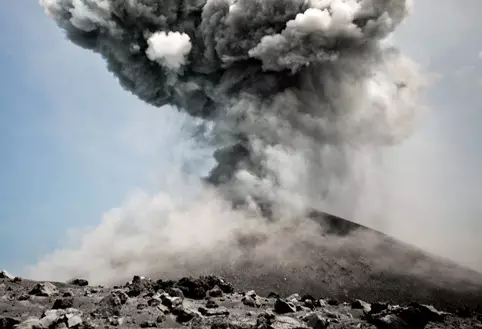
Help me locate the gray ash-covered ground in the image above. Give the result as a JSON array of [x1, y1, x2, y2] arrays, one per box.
[[1, 273, 482, 329]]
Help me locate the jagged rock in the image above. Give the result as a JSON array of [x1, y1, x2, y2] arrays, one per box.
[[209, 286, 224, 298], [156, 314, 166, 323], [286, 293, 301, 303], [304, 299, 315, 310], [140, 320, 157, 328], [29, 282, 59, 297], [156, 304, 169, 314], [147, 297, 161, 307], [166, 287, 184, 299], [242, 296, 261, 308], [268, 292, 280, 299], [137, 303, 147, 310], [0, 271, 14, 280], [52, 298, 74, 310], [256, 311, 277, 329], [126, 276, 154, 297], [176, 308, 201, 323], [327, 299, 339, 306], [211, 321, 252, 329], [274, 299, 296, 314], [352, 300, 372, 313], [97, 291, 128, 316], [107, 316, 123, 326], [18, 294, 30, 301], [206, 299, 219, 308], [0, 317, 20, 329], [69, 279, 89, 287], [14, 318, 43, 329], [303, 313, 328, 329], [156, 275, 233, 300], [369, 302, 389, 314], [64, 314, 83, 328], [63, 291, 74, 298], [160, 293, 183, 309], [13, 277, 22, 283], [199, 306, 230, 316], [367, 303, 446, 329]]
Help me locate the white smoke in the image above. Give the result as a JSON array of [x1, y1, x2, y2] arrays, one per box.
[[146, 31, 192, 71]]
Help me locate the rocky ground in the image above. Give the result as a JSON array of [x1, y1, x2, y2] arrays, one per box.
[[1, 271, 482, 329]]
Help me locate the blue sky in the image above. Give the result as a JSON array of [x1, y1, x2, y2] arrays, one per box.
[[1, 1, 482, 274]]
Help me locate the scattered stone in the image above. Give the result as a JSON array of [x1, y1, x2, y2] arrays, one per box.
[[52, 298, 74, 310], [17, 294, 30, 301], [209, 286, 224, 298], [352, 299, 371, 313], [156, 314, 166, 323], [199, 306, 230, 316], [64, 314, 83, 328], [206, 299, 219, 309], [268, 292, 280, 299], [274, 299, 296, 314], [97, 291, 128, 316], [140, 320, 157, 328], [0, 271, 14, 280], [176, 308, 201, 323], [166, 287, 184, 299], [69, 279, 89, 287], [242, 296, 260, 308], [137, 303, 147, 310], [29, 282, 59, 297], [126, 276, 154, 297], [0, 317, 20, 329], [303, 313, 328, 329], [156, 304, 169, 314], [160, 293, 183, 309], [369, 302, 388, 314], [286, 293, 301, 303], [108, 316, 123, 326], [304, 299, 315, 310], [147, 297, 161, 307], [63, 291, 74, 298], [318, 300, 328, 308], [14, 318, 43, 329]]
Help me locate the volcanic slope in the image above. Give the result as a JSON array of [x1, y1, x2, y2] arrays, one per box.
[[143, 212, 482, 313]]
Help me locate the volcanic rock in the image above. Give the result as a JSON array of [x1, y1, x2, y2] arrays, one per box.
[[0, 317, 20, 329], [0, 271, 14, 280], [29, 282, 59, 297], [140, 320, 157, 328], [69, 279, 89, 287], [176, 308, 201, 323], [209, 286, 224, 298], [52, 298, 74, 310], [274, 299, 297, 314], [303, 313, 329, 329]]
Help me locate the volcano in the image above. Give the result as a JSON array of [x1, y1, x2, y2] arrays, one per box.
[[158, 211, 482, 313]]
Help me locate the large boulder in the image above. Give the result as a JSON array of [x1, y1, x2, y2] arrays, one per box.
[[0, 317, 20, 329], [29, 282, 59, 297]]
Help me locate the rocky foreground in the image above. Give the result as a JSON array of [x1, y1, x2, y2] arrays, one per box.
[[1, 271, 482, 329]]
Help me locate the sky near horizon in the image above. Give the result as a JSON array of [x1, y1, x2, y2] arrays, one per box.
[[1, 1, 482, 274]]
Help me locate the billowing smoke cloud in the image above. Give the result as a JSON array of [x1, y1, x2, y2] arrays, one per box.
[[39, 0, 423, 206], [32, 0, 434, 283]]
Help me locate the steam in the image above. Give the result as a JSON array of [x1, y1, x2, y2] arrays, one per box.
[[31, 0, 437, 283]]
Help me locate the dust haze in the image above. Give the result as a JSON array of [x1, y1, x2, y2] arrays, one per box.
[[29, 0, 481, 285]]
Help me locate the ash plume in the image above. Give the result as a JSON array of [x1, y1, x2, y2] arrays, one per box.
[[32, 0, 436, 284], [40, 0, 424, 211]]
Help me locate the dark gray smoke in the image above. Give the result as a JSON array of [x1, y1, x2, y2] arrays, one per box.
[[40, 0, 424, 213]]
